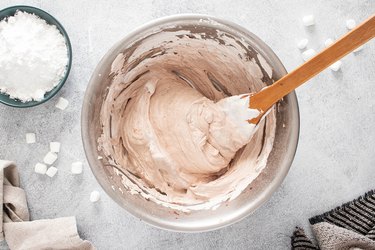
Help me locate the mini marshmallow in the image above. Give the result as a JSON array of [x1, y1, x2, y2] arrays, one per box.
[[330, 60, 342, 71], [50, 142, 61, 153], [346, 19, 356, 30], [71, 161, 83, 174], [46, 166, 58, 177], [90, 191, 101, 202], [324, 38, 334, 47], [297, 38, 308, 50], [97, 156, 103, 160], [302, 49, 316, 61], [302, 15, 315, 26], [43, 152, 58, 165], [26, 133, 36, 144], [34, 163, 47, 175], [55, 97, 69, 110]]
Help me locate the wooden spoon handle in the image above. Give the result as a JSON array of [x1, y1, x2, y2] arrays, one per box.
[[249, 14, 375, 124]]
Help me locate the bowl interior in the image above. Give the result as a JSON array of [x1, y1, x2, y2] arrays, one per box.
[[0, 5, 72, 108], [82, 15, 300, 232]]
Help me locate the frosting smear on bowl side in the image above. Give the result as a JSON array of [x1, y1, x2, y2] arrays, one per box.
[[99, 28, 276, 211]]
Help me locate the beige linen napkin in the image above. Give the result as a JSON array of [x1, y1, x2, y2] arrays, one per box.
[[0, 160, 95, 250]]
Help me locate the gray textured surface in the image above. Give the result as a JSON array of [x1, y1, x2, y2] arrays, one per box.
[[0, 1, 374, 249]]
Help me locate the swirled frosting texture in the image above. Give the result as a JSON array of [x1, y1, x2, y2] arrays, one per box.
[[99, 27, 276, 211]]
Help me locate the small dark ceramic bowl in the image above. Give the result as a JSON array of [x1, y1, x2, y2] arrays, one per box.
[[0, 5, 72, 108]]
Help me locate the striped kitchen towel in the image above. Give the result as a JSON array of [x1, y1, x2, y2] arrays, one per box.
[[291, 190, 375, 250]]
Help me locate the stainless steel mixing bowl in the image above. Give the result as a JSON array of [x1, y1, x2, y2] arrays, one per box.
[[81, 14, 300, 232]]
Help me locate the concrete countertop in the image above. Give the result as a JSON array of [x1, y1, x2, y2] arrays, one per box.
[[0, 1, 374, 249]]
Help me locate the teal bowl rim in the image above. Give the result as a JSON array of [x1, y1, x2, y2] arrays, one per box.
[[0, 5, 72, 108]]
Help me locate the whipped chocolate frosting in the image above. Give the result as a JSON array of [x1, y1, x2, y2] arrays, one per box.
[[99, 27, 276, 211]]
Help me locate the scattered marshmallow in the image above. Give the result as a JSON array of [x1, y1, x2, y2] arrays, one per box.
[[346, 19, 356, 30], [302, 15, 315, 26], [50, 142, 61, 153], [26, 133, 36, 144], [324, 38, 334, 47], [34, 163, 47, 175], [46, 166, 58, 177], [43, 152, 58, 165], [353, 45, 364, 53], [71, 161, 83, 174], [297, 38, 308, 50], [330, 60, 342, 71], [90, 191, 101, 203], [97, 156, 103, 160], [55, 97, 69, 110], [302, 49, 316, 61]]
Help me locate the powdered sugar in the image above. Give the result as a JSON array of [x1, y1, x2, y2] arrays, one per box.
[[0, 11, 68, 102]]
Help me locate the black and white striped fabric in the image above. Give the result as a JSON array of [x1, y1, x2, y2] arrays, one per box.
[[291, 227, 319, 250], [292, 190, 375, 250]]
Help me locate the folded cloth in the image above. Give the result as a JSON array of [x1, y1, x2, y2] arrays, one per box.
[[0, 160, 95, 250], [292, 190, 375, 250]]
